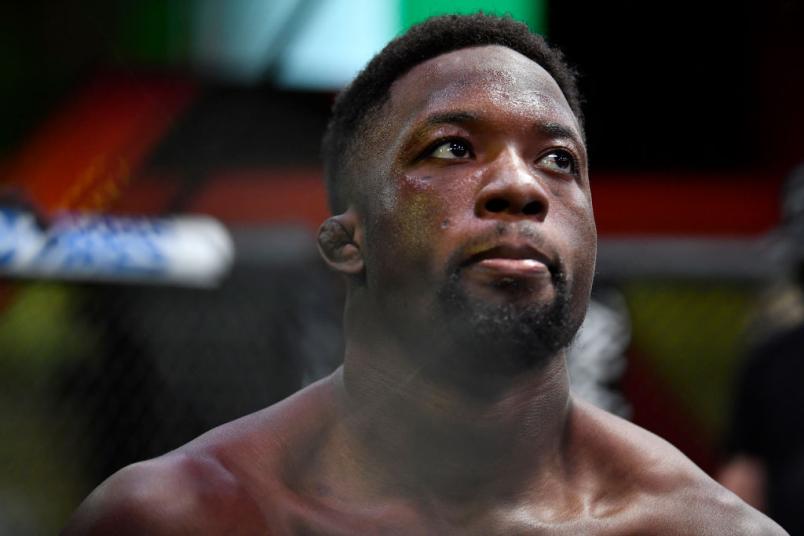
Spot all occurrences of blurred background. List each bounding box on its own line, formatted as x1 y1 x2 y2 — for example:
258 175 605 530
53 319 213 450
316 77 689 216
1 0 802 533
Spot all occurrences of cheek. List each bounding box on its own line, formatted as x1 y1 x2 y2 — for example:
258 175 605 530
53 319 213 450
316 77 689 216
566 201 598 306
365 176 448 285
387 172 467 246
552 186 597 283
391 177 440 250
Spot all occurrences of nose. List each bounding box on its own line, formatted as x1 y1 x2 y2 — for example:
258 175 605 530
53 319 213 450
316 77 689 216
474 150 549 221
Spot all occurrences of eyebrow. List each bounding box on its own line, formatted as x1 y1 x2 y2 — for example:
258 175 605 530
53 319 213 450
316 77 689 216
536 122 583 146
422 111 479 127
421 112 581 144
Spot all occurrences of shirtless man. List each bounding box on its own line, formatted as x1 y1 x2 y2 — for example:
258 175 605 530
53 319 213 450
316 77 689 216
63 14 787 535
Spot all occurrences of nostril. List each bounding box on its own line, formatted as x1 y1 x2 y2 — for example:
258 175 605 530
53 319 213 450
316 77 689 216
485 198 509 213
522 201 544 215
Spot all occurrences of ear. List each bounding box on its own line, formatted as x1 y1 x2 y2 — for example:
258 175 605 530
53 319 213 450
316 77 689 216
317 209 364 275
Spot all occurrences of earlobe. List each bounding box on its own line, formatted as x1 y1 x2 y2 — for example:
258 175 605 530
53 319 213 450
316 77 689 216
317 210 364 275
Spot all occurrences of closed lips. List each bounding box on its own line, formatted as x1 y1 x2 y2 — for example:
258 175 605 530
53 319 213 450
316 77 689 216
463 245 552 275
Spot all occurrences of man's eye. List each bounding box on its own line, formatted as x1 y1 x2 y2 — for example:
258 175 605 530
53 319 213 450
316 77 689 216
539 150 576 174
430 140 472 159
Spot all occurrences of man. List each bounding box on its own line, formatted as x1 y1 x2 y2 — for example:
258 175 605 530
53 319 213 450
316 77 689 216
63 14 786 535
719 163 804 534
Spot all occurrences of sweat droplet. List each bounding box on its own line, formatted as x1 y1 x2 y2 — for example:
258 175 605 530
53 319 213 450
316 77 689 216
440 219 450 229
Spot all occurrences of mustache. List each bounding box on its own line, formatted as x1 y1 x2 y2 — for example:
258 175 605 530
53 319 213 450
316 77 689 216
444 223 563 278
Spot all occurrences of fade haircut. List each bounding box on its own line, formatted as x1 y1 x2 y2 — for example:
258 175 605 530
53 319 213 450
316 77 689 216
322 12 583 213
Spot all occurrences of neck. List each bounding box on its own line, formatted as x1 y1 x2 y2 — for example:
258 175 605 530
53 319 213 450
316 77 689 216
323 307 572 505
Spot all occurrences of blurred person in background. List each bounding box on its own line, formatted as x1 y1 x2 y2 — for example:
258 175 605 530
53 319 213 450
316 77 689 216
720 164 804 535
63 14 785 535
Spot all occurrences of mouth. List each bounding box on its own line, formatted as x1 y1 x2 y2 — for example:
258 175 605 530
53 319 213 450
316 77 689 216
461 244 553 279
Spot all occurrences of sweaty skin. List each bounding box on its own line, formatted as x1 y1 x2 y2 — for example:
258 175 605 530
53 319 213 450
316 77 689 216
62 46 787 535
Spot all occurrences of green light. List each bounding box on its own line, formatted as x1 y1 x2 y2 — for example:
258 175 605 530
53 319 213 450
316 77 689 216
400 0 546 35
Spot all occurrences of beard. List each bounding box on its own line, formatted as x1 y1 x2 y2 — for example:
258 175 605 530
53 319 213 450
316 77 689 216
434 266 577 375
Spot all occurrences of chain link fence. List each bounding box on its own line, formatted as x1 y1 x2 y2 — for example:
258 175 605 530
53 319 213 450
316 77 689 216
0 231 782 534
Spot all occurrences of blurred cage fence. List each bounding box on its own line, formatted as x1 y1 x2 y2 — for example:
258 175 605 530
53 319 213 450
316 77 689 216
0 226 797 534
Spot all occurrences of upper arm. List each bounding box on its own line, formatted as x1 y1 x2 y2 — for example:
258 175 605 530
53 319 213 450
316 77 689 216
62 460 206 535
62 454 266 535
670 484 789 536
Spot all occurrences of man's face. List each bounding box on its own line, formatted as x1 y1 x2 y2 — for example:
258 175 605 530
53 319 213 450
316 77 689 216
357 45 596 366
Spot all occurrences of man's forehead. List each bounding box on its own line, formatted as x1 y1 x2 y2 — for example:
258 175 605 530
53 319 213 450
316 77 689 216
387 45 578 133
408 45 549 83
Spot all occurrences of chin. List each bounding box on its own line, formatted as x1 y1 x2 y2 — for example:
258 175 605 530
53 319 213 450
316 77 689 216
436 270 578 373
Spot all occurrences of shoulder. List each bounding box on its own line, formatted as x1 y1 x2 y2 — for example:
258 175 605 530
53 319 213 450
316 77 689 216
61 452 267 535
569 399 788 535
635 479 789 535
62 378 338 535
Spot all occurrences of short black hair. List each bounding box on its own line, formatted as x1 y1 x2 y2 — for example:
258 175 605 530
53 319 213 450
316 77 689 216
322 12 583 213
